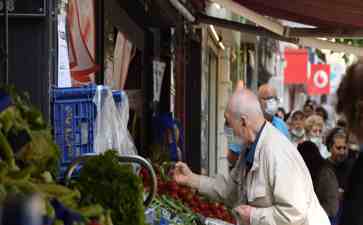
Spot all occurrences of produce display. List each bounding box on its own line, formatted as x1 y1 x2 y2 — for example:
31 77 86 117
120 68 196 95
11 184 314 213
0 87 237 225
0 88 145 225
0 87 60 176
141 163 236 225
73 150 146 225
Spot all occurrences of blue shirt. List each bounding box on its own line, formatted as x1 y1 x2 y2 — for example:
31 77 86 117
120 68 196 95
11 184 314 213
272 116 290 139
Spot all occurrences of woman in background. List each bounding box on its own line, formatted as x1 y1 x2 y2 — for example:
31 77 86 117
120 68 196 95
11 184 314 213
298 141 339 219
289 110 306 146
305 115 331 159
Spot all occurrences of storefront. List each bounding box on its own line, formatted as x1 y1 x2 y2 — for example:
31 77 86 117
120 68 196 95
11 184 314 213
0 0 57 119
55 0 189 156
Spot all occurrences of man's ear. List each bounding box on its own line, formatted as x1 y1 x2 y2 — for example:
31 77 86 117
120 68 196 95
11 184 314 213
240 115 248 127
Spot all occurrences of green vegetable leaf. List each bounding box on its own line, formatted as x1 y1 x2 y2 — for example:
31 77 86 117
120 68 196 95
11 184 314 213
75 150 146 225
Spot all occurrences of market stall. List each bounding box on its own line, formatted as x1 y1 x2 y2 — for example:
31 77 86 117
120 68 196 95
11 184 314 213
0 86 239 225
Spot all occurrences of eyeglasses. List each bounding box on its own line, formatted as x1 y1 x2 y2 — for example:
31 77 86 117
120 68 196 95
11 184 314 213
262 96 278 101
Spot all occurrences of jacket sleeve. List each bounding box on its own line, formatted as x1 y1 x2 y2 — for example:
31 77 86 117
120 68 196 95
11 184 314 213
250 149 310 225
315 166 339 216
198 156 247 207
198 174 240 207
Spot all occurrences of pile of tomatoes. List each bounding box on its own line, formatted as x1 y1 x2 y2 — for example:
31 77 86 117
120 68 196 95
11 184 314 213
141 166 235 224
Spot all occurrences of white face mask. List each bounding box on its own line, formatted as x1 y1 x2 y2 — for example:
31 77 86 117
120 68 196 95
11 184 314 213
310 137 322 146
291 128 305 138
265 99 278 116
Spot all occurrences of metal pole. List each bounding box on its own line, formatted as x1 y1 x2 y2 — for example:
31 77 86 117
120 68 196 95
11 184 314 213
252 37 259 92
3 0 8 84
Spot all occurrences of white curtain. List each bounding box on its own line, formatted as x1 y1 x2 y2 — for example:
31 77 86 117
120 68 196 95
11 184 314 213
105 32 134 90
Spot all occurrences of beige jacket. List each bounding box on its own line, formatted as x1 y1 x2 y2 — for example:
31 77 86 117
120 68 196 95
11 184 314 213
198 122 330 225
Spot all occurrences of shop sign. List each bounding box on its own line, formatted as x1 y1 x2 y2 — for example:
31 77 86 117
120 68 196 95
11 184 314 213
307 64 330 95
0 0 46 16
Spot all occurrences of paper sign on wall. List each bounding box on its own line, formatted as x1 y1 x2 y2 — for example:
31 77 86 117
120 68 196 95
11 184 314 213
57 14 72 88
153 60 166 102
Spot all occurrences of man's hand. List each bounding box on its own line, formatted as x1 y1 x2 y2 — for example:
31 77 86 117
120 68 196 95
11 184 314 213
173 162 200 188
234 205 254 225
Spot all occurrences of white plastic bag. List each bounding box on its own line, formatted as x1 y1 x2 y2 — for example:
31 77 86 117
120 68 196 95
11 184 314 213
93 85 137 156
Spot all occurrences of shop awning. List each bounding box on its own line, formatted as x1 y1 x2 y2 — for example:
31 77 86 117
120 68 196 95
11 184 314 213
233 0 363 29
206 0 363 55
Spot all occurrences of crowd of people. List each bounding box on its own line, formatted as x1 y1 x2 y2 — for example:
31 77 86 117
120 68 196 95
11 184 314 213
173 60 363 225
275 97 357 224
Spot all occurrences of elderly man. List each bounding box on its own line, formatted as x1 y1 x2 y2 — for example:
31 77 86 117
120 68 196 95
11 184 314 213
258 84 289 138
227 84 289 166
174 88 329 225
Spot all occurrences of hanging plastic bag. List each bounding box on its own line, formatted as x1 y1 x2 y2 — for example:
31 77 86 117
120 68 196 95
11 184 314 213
93 85 137 156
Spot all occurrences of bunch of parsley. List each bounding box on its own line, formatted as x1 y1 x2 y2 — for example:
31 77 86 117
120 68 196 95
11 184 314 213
75 150 146 225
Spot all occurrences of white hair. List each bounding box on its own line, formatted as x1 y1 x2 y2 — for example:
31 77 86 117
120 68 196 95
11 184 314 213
228 89 264 122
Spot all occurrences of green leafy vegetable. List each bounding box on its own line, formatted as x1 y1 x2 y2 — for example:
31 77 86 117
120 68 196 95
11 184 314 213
75 150 146 225
0 86 60 177
17 130 60 176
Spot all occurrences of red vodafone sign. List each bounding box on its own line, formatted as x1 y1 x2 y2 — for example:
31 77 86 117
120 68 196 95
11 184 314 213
308 64 330 95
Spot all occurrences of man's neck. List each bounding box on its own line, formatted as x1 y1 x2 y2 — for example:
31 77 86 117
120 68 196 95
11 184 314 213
250 119 266 143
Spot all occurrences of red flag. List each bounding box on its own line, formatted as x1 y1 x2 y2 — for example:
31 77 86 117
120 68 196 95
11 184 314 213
308 64 330 95
284 48 308 84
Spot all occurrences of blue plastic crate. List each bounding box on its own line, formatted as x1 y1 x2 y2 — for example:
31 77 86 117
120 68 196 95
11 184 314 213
51 85 123 174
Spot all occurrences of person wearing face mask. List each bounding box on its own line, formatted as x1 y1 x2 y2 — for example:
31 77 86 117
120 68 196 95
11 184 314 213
225 111 248 170
305 115 331 159
225 122 247 170
225 81 248 170
173 88 330 225
297 141 339 219
258 84 290 139
289 110 306 146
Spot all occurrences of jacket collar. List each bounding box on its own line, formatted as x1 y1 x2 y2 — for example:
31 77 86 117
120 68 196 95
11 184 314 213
249 121 272 172
245 121 267 171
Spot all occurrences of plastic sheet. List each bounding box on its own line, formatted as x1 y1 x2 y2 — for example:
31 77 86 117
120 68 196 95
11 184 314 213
93 85 137 157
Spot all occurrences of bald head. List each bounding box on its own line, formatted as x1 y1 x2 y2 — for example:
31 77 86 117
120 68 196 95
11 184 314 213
257 84 279 118
258 84 277 100
228 88 264 124
226 88 266 143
